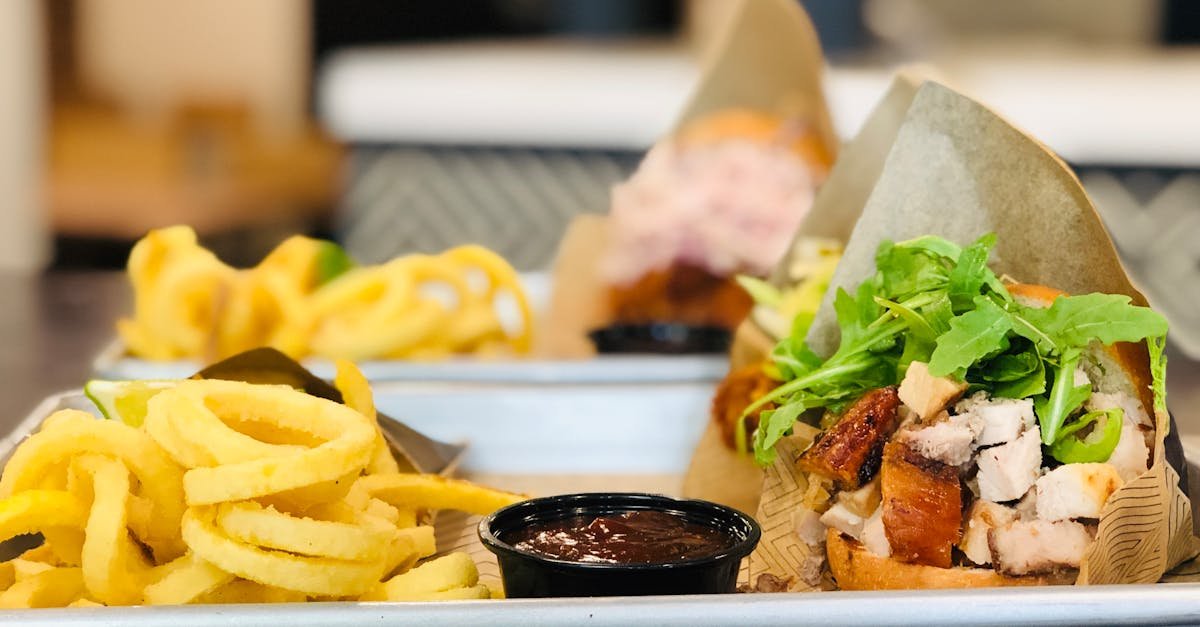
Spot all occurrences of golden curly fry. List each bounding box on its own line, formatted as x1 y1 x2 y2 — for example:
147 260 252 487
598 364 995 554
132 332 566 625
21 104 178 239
182 506 393 597
120 227 534 361
0 567 85 609
119 226 236 360
0 378 526 609
334 359 400 475
214 501 395 562
141 553 234 606
72 455 152 605
361 552 479 602
147 380 373 505
356 474 526 515
0 413 185 561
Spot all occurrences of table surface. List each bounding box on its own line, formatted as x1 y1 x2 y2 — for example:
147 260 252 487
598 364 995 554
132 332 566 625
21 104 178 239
3 271 1200 440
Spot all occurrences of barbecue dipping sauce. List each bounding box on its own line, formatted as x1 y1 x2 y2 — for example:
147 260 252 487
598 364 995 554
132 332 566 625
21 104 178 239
504 510 733 564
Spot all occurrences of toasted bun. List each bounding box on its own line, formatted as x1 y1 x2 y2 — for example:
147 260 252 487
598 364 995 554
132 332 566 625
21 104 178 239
676 109 833 170
826 530 1074 590
825 283 1156 590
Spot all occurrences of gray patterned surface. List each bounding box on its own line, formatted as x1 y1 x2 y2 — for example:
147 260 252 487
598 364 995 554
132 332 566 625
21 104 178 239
1079 167 1200 357
337 146 641 271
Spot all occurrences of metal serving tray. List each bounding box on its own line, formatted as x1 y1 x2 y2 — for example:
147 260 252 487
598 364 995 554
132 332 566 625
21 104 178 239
2 387 1199 626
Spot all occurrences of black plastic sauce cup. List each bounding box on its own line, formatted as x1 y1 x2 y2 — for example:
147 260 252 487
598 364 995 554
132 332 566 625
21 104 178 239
587 323 732 354
478 493 760 598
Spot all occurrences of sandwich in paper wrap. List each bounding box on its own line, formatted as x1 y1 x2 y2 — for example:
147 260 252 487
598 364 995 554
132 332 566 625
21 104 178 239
683 72 927 515
743 81 1198 591
539 0 836 357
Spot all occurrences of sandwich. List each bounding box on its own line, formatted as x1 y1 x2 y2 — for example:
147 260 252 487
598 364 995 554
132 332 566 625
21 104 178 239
599 109 832 331
745 233 1168 588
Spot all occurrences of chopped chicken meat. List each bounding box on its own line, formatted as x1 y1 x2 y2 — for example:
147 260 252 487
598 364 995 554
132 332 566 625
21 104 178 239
957 395 1036 447
1015 488 1038 520
989 519 1095 575
797 387 902 489
1073 366 1091 387
1088 391 1154 449
820 502 865 540
976 427 1042 502
1107 420 1151 482
860 506 890 557
1088 392 1152 428
898 361 968 421
898 413 976 466
958 500 1018 566
1035 463 1123 521
881 441 962 568
792 506 827 546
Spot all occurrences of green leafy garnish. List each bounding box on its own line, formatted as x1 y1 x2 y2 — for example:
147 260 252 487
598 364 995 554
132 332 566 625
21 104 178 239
315 241 356 285
747 231 1170 467
1148 334 1168 416
927 297 1013 377
1034 349 1092 445
1048 408 1124 463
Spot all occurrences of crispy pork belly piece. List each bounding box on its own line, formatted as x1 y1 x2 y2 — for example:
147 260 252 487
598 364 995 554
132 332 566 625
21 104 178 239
976 427 1042 502
860 506 890 557
959 500 1018 566
880 441 962 568
821 503 865 540
957 394 1036 447
796 387 901 489
989 519 1095 576
898 362 968 421
1035 463 1123 521
1107 420 1151 482
898 413 976 466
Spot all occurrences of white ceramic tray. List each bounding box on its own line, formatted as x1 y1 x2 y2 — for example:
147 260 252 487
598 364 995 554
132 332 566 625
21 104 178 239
2 388 1198 626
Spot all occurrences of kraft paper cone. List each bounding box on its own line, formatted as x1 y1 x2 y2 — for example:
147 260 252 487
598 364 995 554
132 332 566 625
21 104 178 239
749 80 1197 590
682 73 926 515
540 0 835 358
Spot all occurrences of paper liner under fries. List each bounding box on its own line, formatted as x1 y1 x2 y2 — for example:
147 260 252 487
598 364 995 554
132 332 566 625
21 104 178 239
682 73 927 515
539 0 836 358
746 81 1198 590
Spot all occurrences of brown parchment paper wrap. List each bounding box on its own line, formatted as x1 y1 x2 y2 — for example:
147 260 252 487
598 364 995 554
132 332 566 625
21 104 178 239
747 80 1198 590
682 72 926 515
538 0 835 358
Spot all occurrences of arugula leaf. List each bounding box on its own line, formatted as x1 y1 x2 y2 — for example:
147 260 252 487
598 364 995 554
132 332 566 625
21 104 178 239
895 235 962 260
1035 350 1092 444
1018 293 1168 349
874 241 951 301
978 349 1040 382
927 297 1013 377
948 233 996 311
1148 334 1168 415
752 402 810 465
991 354 1046 399
1048 408 1124 463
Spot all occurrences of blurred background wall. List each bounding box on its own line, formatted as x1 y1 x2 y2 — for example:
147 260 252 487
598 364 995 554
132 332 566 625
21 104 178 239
0 0 46 272
8 0 1200 274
